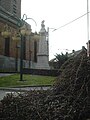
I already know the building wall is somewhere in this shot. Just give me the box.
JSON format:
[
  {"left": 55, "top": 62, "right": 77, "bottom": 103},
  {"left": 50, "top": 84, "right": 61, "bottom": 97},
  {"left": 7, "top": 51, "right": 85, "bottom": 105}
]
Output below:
[
  {"left": 0, "top": 1, "right": 40, "bottom": 70},
  {"left": 0, "top": 21, "right": 39, "bottom": 69},
  {"left": 0, "top": 21, "right": 20, "bottom": 58},
  {"left": 0, "top": 0, "right": 11, "bottom": 13},
  {"left": 0, "top": 0, "right": 21, "bottom": 18}
]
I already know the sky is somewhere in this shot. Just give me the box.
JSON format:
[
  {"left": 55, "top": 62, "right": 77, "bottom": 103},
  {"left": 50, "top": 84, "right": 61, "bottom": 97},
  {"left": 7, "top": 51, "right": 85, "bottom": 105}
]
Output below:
[{"left": 21, "top": 0, "right": 89, "bottom": 60}]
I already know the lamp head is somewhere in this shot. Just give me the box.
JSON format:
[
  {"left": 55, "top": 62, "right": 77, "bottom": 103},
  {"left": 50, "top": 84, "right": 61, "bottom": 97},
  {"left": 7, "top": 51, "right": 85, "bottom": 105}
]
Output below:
[
  {"left": 1, "top": 24, "right": 11, "bottom": 38},
  {"left": 20, "top": 23, "right": 31, "bottom": 36}
]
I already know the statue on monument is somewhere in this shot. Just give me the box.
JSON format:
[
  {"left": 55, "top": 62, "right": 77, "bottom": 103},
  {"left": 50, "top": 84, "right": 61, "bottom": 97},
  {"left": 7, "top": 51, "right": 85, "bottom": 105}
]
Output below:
[{"left": 41, "top": 20, "right": 45, "bottom": 28}]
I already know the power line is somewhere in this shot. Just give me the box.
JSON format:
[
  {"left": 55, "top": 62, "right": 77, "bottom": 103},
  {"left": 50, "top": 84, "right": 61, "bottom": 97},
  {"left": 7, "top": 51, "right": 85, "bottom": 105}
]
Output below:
[{"left": 53, "top": 12, "right": 90, "bottom": 32}]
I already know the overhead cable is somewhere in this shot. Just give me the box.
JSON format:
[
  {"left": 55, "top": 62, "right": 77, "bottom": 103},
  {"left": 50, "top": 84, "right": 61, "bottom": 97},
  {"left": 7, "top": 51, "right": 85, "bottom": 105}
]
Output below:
[{"left": 53, "top": 12, "right": 90, "bottom": 32}]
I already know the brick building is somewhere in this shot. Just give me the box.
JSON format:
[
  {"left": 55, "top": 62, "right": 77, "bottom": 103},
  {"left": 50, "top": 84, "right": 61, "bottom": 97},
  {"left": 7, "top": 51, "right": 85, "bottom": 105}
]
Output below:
[{"left": 0, "top": 0, "right": 39, "bottom": 71}]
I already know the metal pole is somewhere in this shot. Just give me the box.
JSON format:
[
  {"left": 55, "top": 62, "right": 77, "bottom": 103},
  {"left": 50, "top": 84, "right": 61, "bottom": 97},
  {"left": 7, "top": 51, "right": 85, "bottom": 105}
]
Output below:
[
  {"left": 87, "top": 0, "right": 90, "bottom": 57},
  {"left": 29, "top": 35, "right": 31, "bottom": 68},
  {"left": 20, "top": 34, "right": 23, "bottom": 81},
  {"left": 15, "top": 44, "right": 18, "bottom": 71},
  {"left": 87, "top": 0, "right": 89, "bottom": 41}
]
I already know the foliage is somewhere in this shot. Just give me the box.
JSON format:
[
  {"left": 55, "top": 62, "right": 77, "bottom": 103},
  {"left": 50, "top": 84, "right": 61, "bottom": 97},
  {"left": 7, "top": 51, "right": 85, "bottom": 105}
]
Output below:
[
  {"left": 53, "top": 49, "right": 90, "bottom": 119},
  {"left": 54, "top": 52, "right": 68, "bottom": 69},
  {"left": 0, "top": 49, "right": 90, "bottom": 120},
  {"left": 0, "top": 90, "right": 49, "bottom": 120}
]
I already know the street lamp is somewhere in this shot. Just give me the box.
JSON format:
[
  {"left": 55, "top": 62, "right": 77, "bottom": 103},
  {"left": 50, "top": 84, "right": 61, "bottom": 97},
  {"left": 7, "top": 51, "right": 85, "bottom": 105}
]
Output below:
[
  {"left": 33, "top": 32, "right": 39, "bottom": 39},
  {"left": 1, "top": 24, "right": 11, "bottom": 38},
  {"left": 12, "top": 32, "right": 21, "bottom": 71},
  {"left": 17, "top": 14, "right": 37, "bottom": 81}
]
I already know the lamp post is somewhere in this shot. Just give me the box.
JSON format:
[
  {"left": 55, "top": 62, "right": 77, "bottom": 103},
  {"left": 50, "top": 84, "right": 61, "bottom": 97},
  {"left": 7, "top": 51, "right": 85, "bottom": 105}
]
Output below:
[
  {"left": 17, "top": 14, "right": 37, "bottom": 81},
  {"left": 15, "top": 44, "right": 19, "bottom": 71},
  {"left": 12, "top": 32, "right": 21, "bottom": 71}
]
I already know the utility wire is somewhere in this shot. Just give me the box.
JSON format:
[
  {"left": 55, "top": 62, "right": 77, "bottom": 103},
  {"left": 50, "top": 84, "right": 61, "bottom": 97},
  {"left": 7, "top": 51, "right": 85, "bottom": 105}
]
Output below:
[{"left": 53, "top": 12, "right": 90, "bottom": 32}]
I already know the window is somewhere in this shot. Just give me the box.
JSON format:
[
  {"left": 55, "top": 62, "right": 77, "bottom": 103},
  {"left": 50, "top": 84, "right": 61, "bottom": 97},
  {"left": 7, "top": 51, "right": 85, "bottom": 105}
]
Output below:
[
  {"left": 4, "top": 38, "right": 10, "bottom": 56},
  {"left": 34, "top": 41, "right": 37, "bottom": 62}
]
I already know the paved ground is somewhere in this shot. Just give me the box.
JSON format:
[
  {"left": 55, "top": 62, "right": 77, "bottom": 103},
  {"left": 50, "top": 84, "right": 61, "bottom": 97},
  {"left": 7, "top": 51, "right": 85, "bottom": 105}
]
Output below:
[
  {"left": 0, "top": 73, "right": 51, "bottom": 100},
  {"left": 0, "top": 73, "right": 13, "bottom": 77},
  {"left": 0, "top": 73, "right": 13, "bottom": 100},
  {"left": 0, "top": 86, "right": 51, "bottom": 100},
  {"left": 0, "top": 90, "right": 10, "bottom": 100}
]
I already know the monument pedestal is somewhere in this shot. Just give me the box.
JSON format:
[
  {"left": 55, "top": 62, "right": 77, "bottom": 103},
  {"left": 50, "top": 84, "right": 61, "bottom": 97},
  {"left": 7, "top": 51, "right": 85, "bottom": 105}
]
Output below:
[{"left": 36, "top": 53, "right": 50, "bottom": 69}]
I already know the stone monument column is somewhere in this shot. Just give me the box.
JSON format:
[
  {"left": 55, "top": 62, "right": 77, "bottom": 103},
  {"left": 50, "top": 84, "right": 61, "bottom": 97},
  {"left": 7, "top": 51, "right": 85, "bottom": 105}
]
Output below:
[{"left": 36, "top": 20, "right": 50, "bottom": 69}]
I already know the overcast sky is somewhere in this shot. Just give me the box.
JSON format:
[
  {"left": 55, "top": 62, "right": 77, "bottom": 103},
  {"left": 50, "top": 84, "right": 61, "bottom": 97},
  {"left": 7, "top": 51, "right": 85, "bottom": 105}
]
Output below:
[{"left": 21, "top": 0, "right": 89, "bottom": 60}]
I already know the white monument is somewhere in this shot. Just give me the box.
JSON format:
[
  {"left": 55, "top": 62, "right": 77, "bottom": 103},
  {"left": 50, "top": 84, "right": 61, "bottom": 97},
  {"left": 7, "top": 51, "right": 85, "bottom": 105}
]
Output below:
[{"left": 36, "top": 20, "right": 50, "bottom": 69}]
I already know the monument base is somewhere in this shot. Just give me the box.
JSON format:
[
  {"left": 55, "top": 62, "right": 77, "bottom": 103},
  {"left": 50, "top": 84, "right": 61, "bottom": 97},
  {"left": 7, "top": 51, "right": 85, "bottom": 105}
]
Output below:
[{"left": 36, "top": 54, "right": 50, "bottom": 69}]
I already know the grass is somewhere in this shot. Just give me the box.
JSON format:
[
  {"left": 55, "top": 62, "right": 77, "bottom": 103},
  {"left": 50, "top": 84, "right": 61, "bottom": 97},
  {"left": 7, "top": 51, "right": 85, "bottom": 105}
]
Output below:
[{"left": 0, "top": 74, "right": 56, "bottom": 87}]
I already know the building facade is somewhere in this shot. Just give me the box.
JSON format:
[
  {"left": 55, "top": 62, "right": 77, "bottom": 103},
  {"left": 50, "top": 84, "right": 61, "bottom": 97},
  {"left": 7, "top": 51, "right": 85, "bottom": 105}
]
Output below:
[
  {"left": 0, "top": 1, "right": 40, "bottom": 71},
  {"left": 0, "top": 0, "right": 50, "bottom": 71}
]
